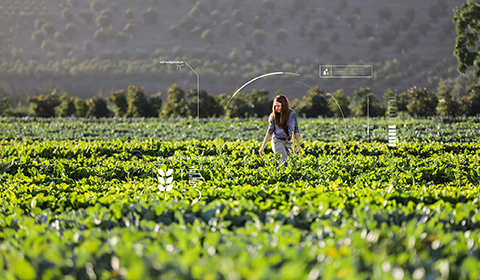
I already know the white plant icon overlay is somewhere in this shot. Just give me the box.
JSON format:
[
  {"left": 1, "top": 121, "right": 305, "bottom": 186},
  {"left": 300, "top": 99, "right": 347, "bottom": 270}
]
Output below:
[{"left": 158, "top": 168, "right": 174, "bottom": 200}]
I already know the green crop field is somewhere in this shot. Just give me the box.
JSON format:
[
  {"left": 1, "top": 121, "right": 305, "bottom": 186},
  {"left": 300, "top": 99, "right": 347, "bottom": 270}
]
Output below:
[{"left": 1, "top": 119, "right": 480, "bottom": 279}]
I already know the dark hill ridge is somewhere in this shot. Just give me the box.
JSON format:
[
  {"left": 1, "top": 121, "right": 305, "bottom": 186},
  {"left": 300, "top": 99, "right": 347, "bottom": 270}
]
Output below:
[{"left": 0, "top": 0, "right": 468, "bottom": 103}]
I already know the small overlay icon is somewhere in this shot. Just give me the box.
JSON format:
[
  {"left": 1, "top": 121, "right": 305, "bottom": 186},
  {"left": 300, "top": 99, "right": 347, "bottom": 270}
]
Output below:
[
  {"left": 320, "top": 65, "right": 373, "bottom": 78},
  {"left": 157, "top": 167, "right": 174, "bottom": 200},
  {"left": 388, "top": 96, "right": 397, "bottom": 147},
  {"left": 188, "top": 167, "right": 204, "bottom": 185}
]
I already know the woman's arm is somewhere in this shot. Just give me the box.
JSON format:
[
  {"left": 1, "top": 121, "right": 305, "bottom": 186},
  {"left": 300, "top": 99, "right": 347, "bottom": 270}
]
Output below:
[
  {"left": 259, "top": 133, "right": 272, "bottom": 156},
  {"left": 294, "top": 132, "right": 301, "bottom": 152}
]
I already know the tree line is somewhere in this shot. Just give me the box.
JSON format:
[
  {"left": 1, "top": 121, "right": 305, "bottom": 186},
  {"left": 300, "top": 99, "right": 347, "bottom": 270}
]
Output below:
[{"left": 1, "top": 83, "right": 480, "bottom": 119}]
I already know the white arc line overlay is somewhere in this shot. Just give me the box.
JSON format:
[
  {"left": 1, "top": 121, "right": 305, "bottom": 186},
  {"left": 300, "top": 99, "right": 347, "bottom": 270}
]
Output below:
[{"left": 224, "top": 72, "right": 300, "bottom": 109}]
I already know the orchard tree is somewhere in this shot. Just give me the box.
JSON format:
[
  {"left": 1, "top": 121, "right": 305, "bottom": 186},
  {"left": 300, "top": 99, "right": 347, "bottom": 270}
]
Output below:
[
  {"left": 254, "top": 29, "right": 266, "bottom": 45},
  {"left": 161, "top": 84, "right": 188, "bottom": 117},
  {"left": 31, "top": 30, "right": 46, "bottom": 46},
  {"left": 87, "top": 95, "right": 110, "bottom": 118},
  {"left": 297, "top": 86, "right": 332, "bottom": 118},
  {"left": 0, "top": 98, "right": 12, "bottom": 116},
  {"left": 353, "top": 87, "right": 385, "bottom": 117},
  {"left": 201, "top": 29, "right": 214, "bottom": 45},
  {"left": 115, "top": 32, "right": 129, "bottom": 46},
  {"left": 41, "top": 22, "right": 55, "bottom": 36},
  {"left": 330, "top": 89, "right": 351, "bottom": 118},
  {"left": 79, "top": 10, "right": 94, "bottom": 23},
  {"left": 64, "top": 23, "right": 76, "bottom": 39},
  {"left": 59, "top": 93, "right": 76, "bottom": 117},
  {"left": 406, "top": 87, "right": 438, "bottom": 117},
  {"left": 125, "top": 8, "right": 134, "bottom": 20},
  {"left": 437, "top": 86, "right": 460, "bottom": 117},
  {"left": 61, "top": 8, "right": 74, "bottom": 22},
  {"left": 110, "top": 89, "right": 128, "bottom": 117},
  {"left": 94, "top": 28, "right": 110, "bottom": 45},
  {"left": 27, "top": 90, "right": 61, "bottom": 118},
  {"left": 150, "top": 91, "right": 163, "bottom": 117},
  {"left": 142, "top": 7, "right": 158, "bottom": 25},
  {"left": 126, "top": 86, "right": 153, "bottom": 117},
  {"left": 187, "top": 89, "right": 223, "bottom": 118},
  {"left": 248, "top": 89, "right": 271, "bottom": 118},
  {"left": 124, "top": 20, "right": 136, "bottom": 38},
  {"left": 276, "top": 29, "right": 288, "bottom": 44},
  {"left": 74, "top": 98, "right": 88, "bottom": 117},
  {"left": 453, "top": 2, "right": 480, "bottom": 78},
  {"left": 465, "top": 83, "right": 480, "bottom": 116}
]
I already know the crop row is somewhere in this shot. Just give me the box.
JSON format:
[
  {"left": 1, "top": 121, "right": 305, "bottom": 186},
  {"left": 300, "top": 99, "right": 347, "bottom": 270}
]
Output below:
[
  {"left": 1, "top": 140, "right": 480, "bottom": 279},
  {"left": 1, "top": 118, "right": 480, "bottom": 143}
]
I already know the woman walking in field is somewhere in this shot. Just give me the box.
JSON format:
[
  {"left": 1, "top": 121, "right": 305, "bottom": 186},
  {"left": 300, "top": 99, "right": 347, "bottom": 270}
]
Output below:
[{"left": 259, "top": 95, "right": 301, "bottom": 162}]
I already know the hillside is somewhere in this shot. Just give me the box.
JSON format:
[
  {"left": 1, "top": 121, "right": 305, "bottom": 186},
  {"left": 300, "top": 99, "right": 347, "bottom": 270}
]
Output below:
[{"left": 0, "top": 0, "right": 471, "bottom": 104}]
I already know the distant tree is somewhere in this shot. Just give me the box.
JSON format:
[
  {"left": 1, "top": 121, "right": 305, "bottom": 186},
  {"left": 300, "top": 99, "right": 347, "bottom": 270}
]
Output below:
[
  {"left": 272, "top": 15, "right": 283, "bottom": 28},
  {"left": 67, "top": 0, "right": 79, "bottom": 7},
  {"left": 90, "top": 1, "right": 104, "bottom": 13},
  {"left": 41, "top": 22, "right": 55, "bottom": 36},
  {"left": 94, "top": 28, "right": 110, "bottom": 45},
  {"left": 64, "top": 23, "right": 76, "bottom": 39},
  {"left": 362, "top": 24, "right": 375, "bottom": 38},
  {"left": 27, "top": 90, "right": 61, "bottom": 118},
  {"left": 188, "top": 89, "right": 223, "bottom": 118},
  {"left": 453, "top": 2, "right": 480, "bottom": 78},
  {"left": 276, "top": 29, "right": 288, "bottom": 44},
  {"left": 437, "top": 86, "right": 460, "bottom": 117},
  {"left": 82, "top": 40, "right": 94, "bottom": 59},
  {"left": 329, "top": 89, "right": 351, "bottom": 118},
  {"left": 353, "top": 87, "right": 385, "bottom": 117},
  {"left": 221, "top": 20, "right": 231, "bottom": 35},
  {"left": 150, "top": 91, "right": 163, "bottom": 117},
  {"left": 201, "top": 29, "right": 214, "bottom": 45},
  {"left": 465, "top": 83, "right": 480, "bottom": 116},
  {"left": 210, "top": 10, "right": 221, "bottom": 23},
  {"left": 395, "top": 38, "right": 410, "bottom": 54},
  {"left": 115, "top": 32, "right": 129, "bottom": 46},
  {"left": 377, "top": 7, "right": 392, "bottom": 21},
  {"left": 0, "top": 98, "right": 12, "bottom": 117},
  {"left": 228, "top": 47, "right": 239, "bottom": 61},
  {"left": 172, "top": 45, "right": 184, "bottom": 57},
  {"left": 161, "top": 84, "right": 188, "bottom": 117},
  {"left": 96, "top": 13, "right": 112, "bottom": 28},
  {"left": 34, "top": 19, "right": 44, "bottom": 30},
  {"left": 248, "top": 89, "right": 271, "bottom": 118},
  {"left": 254, "top": 29, "right": 266, "bottom": 45},
  {"left": 253, "top": 16, "right": 264, "bottom": 29},
  {"left": 406, "top": 87, "right": 438, "bottom": 117},
  {"left": 169, "top": 24, "right": 179, "bottom": 37},
  {"left": 79, "top": 10, "right": 94, "bottom": 23},
  {"left": 379, "top": 30, "right": 396, "bottom": 46},
  {"left": 142, "top": 7, "right": 158, "bottom": 25},
  {"left": 368, "top": 37, "right": 381, "bottom": 54},
  {"left": 112, "top": 2, "right": 120, "bottom": 13},
  {"left": 110, "top": 89, "right": 128, "bottom": 117},
  {"left": 87, "top": 95, "right": 110, "bottom": 118},
  {"left": 126, "top": 86, "right": 153, "bottom": 117},
  {"left": 231, "top": 9, "right": 243, "bottom": 22},
  {"left": 41, "top": 40, "right": 55, "bottom": 52},
  {"left": 61, "top": 8, "right": 74, "bottom": 23},
  {"left": 59, "top": 93, "right": 76, "bottom": 117},
  {"left": 235, "top": 22, "right": 245, "bottom": 36},
  {"left": 263, "top": 0, "right": 274, "bottom": 11},
  {"left": 225, "top": 92, "right": 250, "bottom": 118},
  {"left": 346, "top": 16, "right": 355, "bottom": 29},
  {"left": 74, "top": 98, "right": 89, "bottom": 117},
  {"left": 297, "top": 86, "right": 332, "bottom": 118},
  {"left": 31, "top": 30, "right": 46, "bottom": 46},
  {"left": 124, "top": 20, "right": 136, "bottom": 38},
  {"left": 54, "top": 31, "right": 65, "bottom": 43},
  {"left": 125, "top": 8, "right": 134, "bottom": 20},
  {"left": 406, "top": 30, "right": 420, "bottom": 46},
  {"left": 396, "top": 91, "right": 409, "bottom": 115}
]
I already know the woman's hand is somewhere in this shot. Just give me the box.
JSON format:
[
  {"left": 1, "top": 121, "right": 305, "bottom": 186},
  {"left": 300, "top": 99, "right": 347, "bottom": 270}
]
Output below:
[
  {"left": 259, "top": 147, "right": 264, "bottom": 156},
  {"left": 296, "top": 143, "right": 301, "bottom": 153}
]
